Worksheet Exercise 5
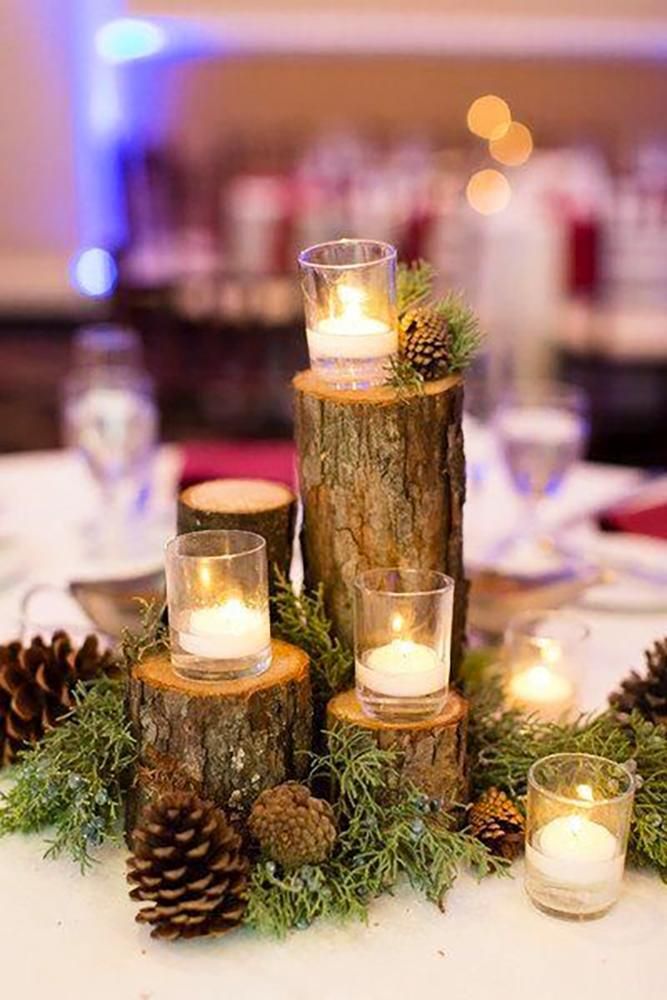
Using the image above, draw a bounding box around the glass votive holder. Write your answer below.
[354,568,454,722]
[503,610,590,721]
[525,753,636,919]
[298,239,399,389]
[165,530,271,682]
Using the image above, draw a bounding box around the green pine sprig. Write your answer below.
[396,260,435,316]
[244,726,507,937]
[433,291,484,373]
[384,354,425,401]
[120,598,168,668]
[0,677,135,871]
[271,570,354,708]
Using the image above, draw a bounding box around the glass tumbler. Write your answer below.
[525,753,635,919]
[298,239,398,388]
[166,530,272,682]
[354,568,454,722]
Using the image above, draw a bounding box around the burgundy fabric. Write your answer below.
[599,500,667,542]
[179,440,297,491]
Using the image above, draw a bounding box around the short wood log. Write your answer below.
[177,478,297,586]
[126,639,312,837]
[293,371,468,674]
[327,688,468,809]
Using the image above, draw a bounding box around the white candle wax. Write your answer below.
[306,284,397,360]
[527,814,622,888]
[357,639,446,697]
[508,664,575,719]
[179,599,270,660]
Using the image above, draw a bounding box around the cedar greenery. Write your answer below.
[0,678,135,871]
[244,727,507,937]
[433,291,484,373]
[396,260,435,315]
[120,598,168,668]
[272,570,354,707]
[384,354,426,400]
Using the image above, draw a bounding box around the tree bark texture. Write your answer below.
[326,688,469,810]
[293,371,468,675]
[126,639,312,839]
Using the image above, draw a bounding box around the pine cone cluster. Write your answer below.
[0,631,116,765]
[249,782,336,868]
[400,306,450,380]
[609,637,667,726]
[469,787,525,860]
[128,792,249,941]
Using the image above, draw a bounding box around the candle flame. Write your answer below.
[391,613,404,635]
[576,783,595,803]
[336,283,365,321]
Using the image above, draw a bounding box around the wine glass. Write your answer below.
[63,365,158,558]
[493,380,590,570]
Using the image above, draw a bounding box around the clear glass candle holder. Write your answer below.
[354,568,454,722]
[166,530,271,682]
[503,610,590,721]
[525,753,636,920]
[298,239,399,389]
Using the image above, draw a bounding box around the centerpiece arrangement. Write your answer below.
[1,239,666,943]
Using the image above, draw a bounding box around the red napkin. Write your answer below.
[599,487,667,541]
[179,440,297,492]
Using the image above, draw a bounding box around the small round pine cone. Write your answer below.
[127,791,249,941]
[469,787,525,860]
[400,306,450,380]
[249,782,336,868]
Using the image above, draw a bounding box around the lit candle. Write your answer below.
[508,664,575,720]
[527,814,622,888]
[357,620,446,698]
[306,284,398,361]
[179,598,271,660]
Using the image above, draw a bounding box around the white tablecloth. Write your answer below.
[0,448,666,1000]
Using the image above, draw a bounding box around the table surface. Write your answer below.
[0,447,666,1000]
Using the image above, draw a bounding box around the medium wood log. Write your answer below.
[326,688,468,809]
[126,639,312,837]
[177,478,297,586]
[293,370,468,675]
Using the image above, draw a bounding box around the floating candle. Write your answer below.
[179,598,271,661]
[357,639,445,697]
[508,663,575,719]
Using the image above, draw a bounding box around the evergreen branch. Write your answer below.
[120,598,168,668]
[271,570,353,706]
[434,291,484,373]
[245,725,507,936]
[0,678,135,871]
[396,260,435,316]
[383,354,425,401]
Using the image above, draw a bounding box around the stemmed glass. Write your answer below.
[62,326,159,558]
[493,381,590,570]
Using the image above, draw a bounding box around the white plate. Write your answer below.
[565,527,667,612]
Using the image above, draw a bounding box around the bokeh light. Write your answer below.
[466,170,512,215]
[95,18,166,64]
[466,95,512,141]
[70,248,117,297]
[490,122,534,167]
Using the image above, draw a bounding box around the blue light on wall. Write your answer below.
[70,247,118,297]
[95,17,167,64]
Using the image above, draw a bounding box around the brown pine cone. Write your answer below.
[400,306,450,380]
[609,637,667,725]
[249,782,336,868]
[127,791,249,941]
[0,631,117,765]
[469,787,525,860]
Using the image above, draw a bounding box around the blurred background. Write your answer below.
[1,0,666,465]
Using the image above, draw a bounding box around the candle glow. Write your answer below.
[179,598,271,661]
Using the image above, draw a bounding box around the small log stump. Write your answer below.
[293,370,468,675]
[326,688,468,810]
[126,639,312,838]
[177,478,297,585]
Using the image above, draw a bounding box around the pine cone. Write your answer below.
[609,637,667,726]
[400,306,450,380]
[249,782,336,868]
[0,631,116,765]
[127,791,249,941]
[469,787,525,860]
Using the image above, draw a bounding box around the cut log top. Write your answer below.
[327,687,468,733]
[293,368,461,406]
[132,638,308,699]
[179,478,295,515]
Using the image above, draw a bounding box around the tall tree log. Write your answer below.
[293,371,468,675]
